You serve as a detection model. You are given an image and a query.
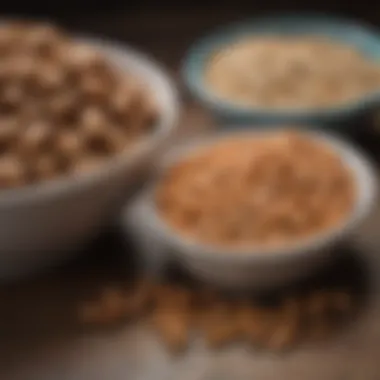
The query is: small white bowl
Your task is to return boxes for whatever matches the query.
[0,37,179,280]
[123,129,377,290]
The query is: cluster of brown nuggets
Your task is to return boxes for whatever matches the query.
[79,278,354,354]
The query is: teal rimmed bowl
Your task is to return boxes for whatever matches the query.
[182,14,380,127]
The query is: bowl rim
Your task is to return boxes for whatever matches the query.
[142,127,378,263]
[0,35,180,208]
[182,12,380,121]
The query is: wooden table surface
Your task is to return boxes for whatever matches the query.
[3,10,380,380]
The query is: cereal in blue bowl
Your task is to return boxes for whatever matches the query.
[183,14,380,128]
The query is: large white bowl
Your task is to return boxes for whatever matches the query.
[123,129,377,290]
[0,38,179,279]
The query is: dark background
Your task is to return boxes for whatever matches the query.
[0,2,377,24]
[0,2,375,75]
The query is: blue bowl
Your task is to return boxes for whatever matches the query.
[182,14,380,128]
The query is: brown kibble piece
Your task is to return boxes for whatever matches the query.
[63,43,105,71]
[0,156,24,187]
[0,21,157,191]
[34,63,65,91]
[283,297,302,326]
[21,121,52,154]
[266,321,297,351]
[0,119,19,150]
[1,83,24,108]
[306,292,329,316]
[204,322,239,348]
[55,130,83,159]
[152,308,190,353]
[191,288,220,327]
[329,291,352,314]
[308,319,332,341]
[5,57,35,81]
[33,154,58,180]
[124,279,154,317]
[80,107,107,133]
[79,282,151,326]
[80,109,120,155]
[78,278,356,354]
[79,301,105,324]
[48,92,78,120]
[194,287,220,308]
[24,23,64,49]
[190,298,209,327]
[73,157,104,175]
[265,299,300,351]
[153,283,193,311]
[110,82,135,116]
[80,73,109,101]
[105,128,128,154]
[200,303,240,348]
[122,90,149,131]
[95,287,128,324]
[237,304,269,345]
[305,292,332,341]
[0,22,26,50]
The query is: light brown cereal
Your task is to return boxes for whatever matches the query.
[156,131,355,249]
[205,36,380,109]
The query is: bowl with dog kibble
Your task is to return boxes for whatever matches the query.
[0,21,179,278]
[183,14,380,126]
[127,129,377,289]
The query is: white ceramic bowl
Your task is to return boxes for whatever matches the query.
[0,38,179,280]
[123,129,377,290]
